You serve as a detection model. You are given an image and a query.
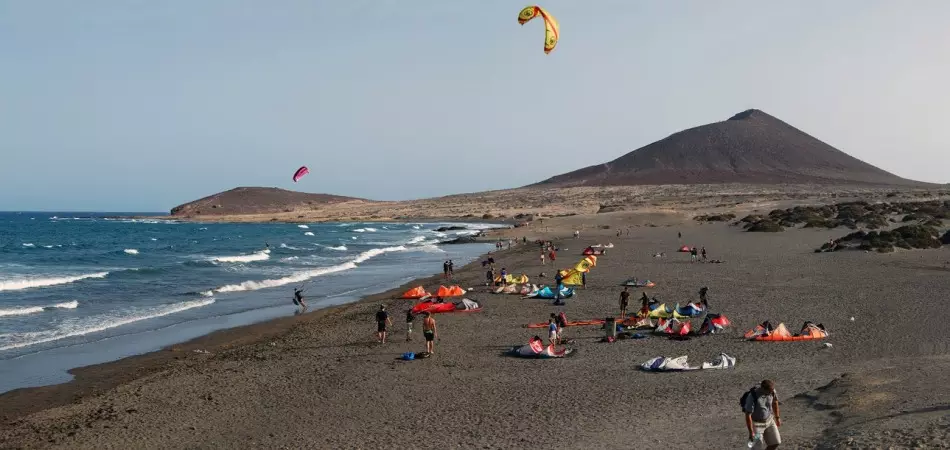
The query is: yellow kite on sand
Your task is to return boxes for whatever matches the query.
[518,5,559,54]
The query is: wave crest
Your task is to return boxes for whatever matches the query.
[0,272,109,292]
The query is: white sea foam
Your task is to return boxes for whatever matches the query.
[210,249,271,263]
[281,256,300,262]
[22,243,34,248]
[150,238,158,241]
[214,246,406,293]
[0,298,214,352]
[406,236,427,245]
[412,225,421,230]
[351,236,357,240]
[124,249,140,255]
[199,290,214,297]
[325,245,347,251]
[304,232,315,236]
[0,272,109,292]
[0,301,79,318]
[279,243,306,251]
[43,245,54,249]
[298,225,309,229]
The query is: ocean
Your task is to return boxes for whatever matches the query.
[0,212,495,392]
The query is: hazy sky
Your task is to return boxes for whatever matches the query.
[2,1,948,211]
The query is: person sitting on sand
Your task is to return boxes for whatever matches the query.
[376,305,392,344]
[619,287,630,318]
[405,309,414,342]
[422,312,437,354]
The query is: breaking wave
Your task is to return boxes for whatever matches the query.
[210,249,270,263]
[0,298,215,352]
[0,272,110,292]
[304,232,315,236]
[0,301,79,318]
[297,224,309,229]
[324,245,347,251]
[214,246,407,293]
[124,249,140,255]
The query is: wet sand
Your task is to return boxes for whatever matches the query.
[3,211,950,448]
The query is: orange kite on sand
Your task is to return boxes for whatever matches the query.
[399,286,431,299]
[435,285,466,297]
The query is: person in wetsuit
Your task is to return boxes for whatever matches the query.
[293,287,307,308]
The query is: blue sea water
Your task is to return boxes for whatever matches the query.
[0,212,494,392]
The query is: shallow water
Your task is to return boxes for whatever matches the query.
[0,212,494,392]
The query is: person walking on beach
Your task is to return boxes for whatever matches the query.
[540,251,545,265]
[405,309,414,342]
[701,246,707,262]
[619,287,630,318]
[293,286,307,308]
[742,379,782,449]
[448,260,454,278]
[442,261,449,279]
[422,312,437,354]
[376,305,392,343]
[690,246,698,262]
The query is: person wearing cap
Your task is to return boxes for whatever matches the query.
[375,305,392,343]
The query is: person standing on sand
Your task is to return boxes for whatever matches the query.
[486,267,495,286]
[376,305,393,343]
[448,260,454,278]
[619,287,630,318]
[443,261,449,279]
[743,379,782,449]
[540,251,545,265]
[690,247,698,262]
[678,231,682,239]
[701,246,707,262]
[547,318,558,347]
[422,312,437,354]
[405,309,414,342]
[581,271,587,289]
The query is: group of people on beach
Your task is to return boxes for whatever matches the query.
[442,260,454,279]
[375,305,438,353]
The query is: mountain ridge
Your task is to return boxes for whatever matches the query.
[532,109,928,187]
[170,187,366,216]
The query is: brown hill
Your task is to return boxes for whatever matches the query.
[170,187,366,216]
[533,109,926,187]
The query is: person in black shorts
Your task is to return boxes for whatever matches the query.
[376,305,392,343]
[293,287,307,308]
[619,287,630,318]
[405,309,414,342]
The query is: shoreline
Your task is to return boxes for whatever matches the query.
[0,235,516,424]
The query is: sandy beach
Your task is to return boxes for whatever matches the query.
[3,210,950,449]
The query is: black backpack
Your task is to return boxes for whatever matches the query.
[740,387,758,410]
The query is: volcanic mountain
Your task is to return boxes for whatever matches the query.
[534,109,924,187]
[170,187,365,216]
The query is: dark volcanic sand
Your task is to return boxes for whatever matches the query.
[3,212,950,449]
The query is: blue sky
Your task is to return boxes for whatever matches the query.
[1,1,948,211]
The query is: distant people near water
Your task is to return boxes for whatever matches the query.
[448,260,454,278]
[690,247,698,262]
[443,260,449,279]
[742,379,782,449]
[293,286,307,309]
[540,251,546,265]
[423,312,437,354]
[547,318,558,346]
[376,305,392,344]
[619,287,630,318]
[405,309,414,342]
[701,246,707,262]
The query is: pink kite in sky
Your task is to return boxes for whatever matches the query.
[292,166,309,183]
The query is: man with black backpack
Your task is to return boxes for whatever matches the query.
[741,379,781,449]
